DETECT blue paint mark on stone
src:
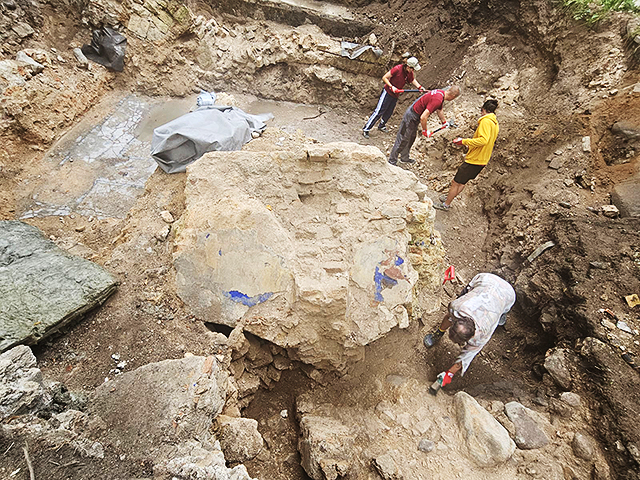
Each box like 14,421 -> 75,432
206,233 -> 210,239
225,290 -> 273,307
219,249 -> 222,256
374,266 -> 398,302
395,256 -> 404,266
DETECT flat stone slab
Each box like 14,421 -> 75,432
611,173 -> 640,217
0,221 -> 118,352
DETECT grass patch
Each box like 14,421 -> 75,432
560,0 -> 640,25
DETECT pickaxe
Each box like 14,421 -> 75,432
426,120 -> 458,138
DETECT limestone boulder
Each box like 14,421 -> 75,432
611,172 -> 640,217
504,401 -> 549,450
454,391 -> 516,467
152,440 -> 258,480
0,345 -> 49,419
216,415 -> 264,463
544,348 -> 572,391
174,143 -> 444,372
572,431 -> 595,461
90,355 -> 229,454
298,415 -> 355,480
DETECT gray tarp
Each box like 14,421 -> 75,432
151,105 -> 273,174
340,41 -> 383,60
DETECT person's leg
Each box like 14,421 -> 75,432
399,111 -> 420,162
363,90 -> 386,133
379,96 -> 398,129
444,180 -> 465,206
435,163 -> 484,210
389,109 -> 413,164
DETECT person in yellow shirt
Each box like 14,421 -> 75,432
434,99 -> 499,211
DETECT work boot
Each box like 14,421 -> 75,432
423,329 -> 445,348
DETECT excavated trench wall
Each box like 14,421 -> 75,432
3,0 -> 640,477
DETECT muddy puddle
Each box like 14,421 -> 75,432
18,93 -> 366,220
20,94 -> 195,220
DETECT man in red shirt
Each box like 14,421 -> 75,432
388,85 -> 460,165
363,57 -> 424,139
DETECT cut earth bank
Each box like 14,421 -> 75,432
1,0 -> 640,479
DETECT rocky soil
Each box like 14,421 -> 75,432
1,0 -> 640,479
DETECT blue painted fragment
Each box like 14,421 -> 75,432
373,253 -> 406,302
225,290 -> 273,307
219,249 -> 222,256
374,266 -> 398,302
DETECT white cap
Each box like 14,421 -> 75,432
406,57 -> 421,71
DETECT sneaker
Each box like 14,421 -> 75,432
362,130 -> 370,139
433,201 -> 450,211
388,159 -> 398,165
439,194 -> 448,203
378,125 -> 388,132
400,158 -> 416,164
423,330 -> 445,348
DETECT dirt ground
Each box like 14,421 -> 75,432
2,0 -> 640,478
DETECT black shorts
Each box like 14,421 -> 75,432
454,162 -> 485,185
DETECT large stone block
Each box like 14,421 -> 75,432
454,391 -> 516,466
0,345 -> 49,419
0,221 -> 118,352
173,143 -> 443,372
611,173 -> 640,217
90,355 -> 229,453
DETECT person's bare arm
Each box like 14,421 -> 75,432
420,109 -> 432,131
437,109 -> 447,124
447,362 -> 463,375
382,70 -> 397,92
411,78 -> 423,90
440,312 -> 452,330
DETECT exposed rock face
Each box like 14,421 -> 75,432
454,391 -> 516,467
216,415 -> 264,463
504,401 -> 549,450
544,348 -> 572,391
0,345 -> 49,418
90,354 -> 230,454
174,143 -> 444,372
298,415 -> 355,480
0,221 -> 119,352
